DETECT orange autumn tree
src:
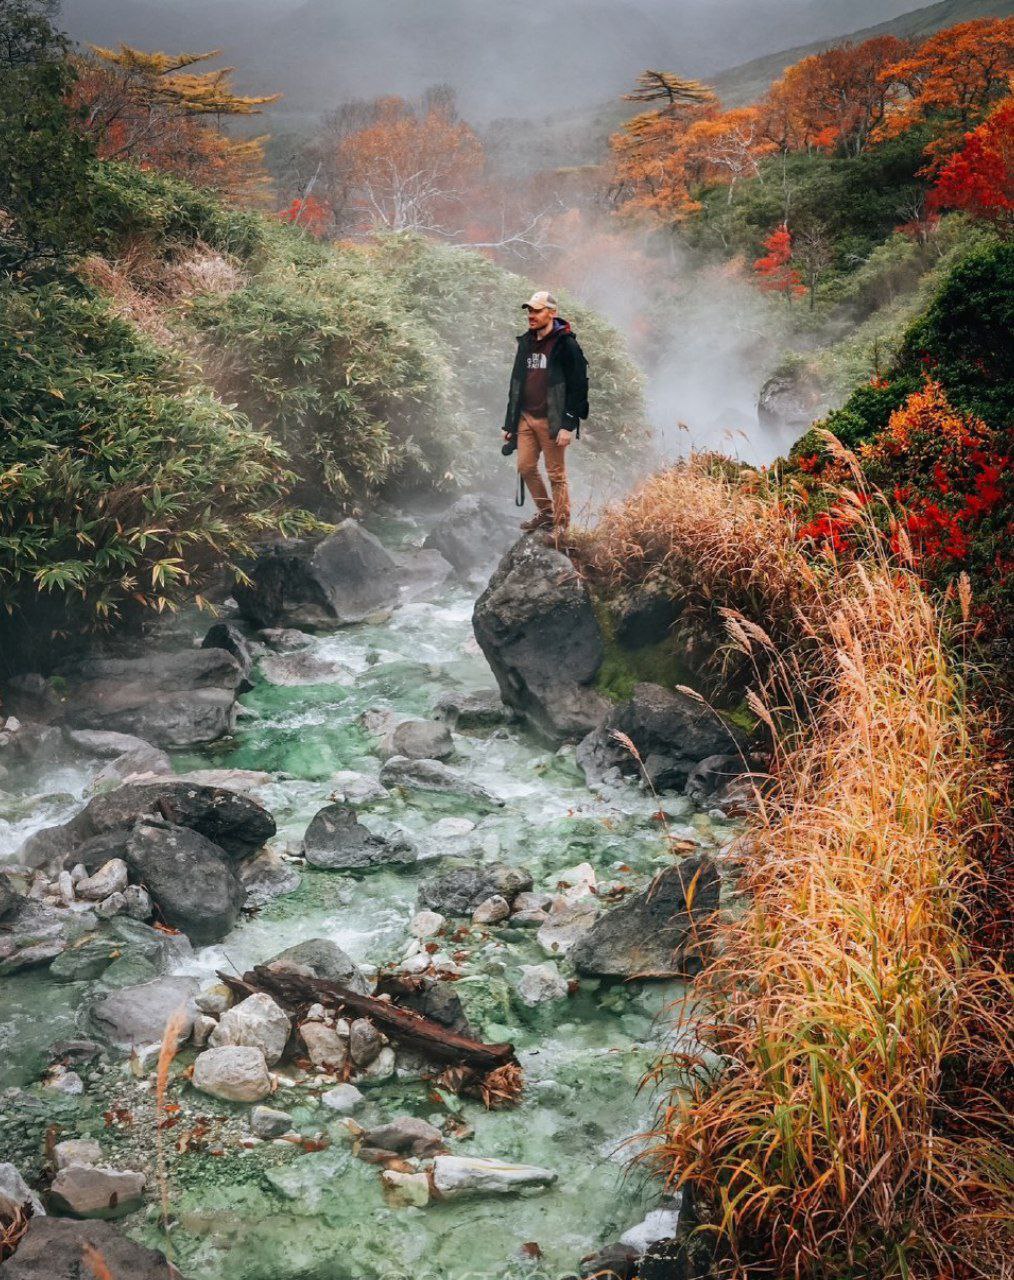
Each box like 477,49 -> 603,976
336,96 -> 484,234
72,45 -> 278,200
762,37 -> 908,156
609,71 -> 717,220
681,106 -> 774,201
930,97 -> 1014,226
877,18 -> 1014,140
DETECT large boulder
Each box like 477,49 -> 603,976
234,520 -> 449,630
570,856 -> 720,979
301,804 -> 414,871
0,1217 -> 179,1279
418,861 -> 533,917
472,537 -> 608,742
58,648 -> 244,747
266,938 -> 371,994
422,495 -> 517,581
88,976 -> 198,1049
201,622 -> 254,681
577,683 -> 743,791
758,364 -> 827,434
123,822 -> 246,944
20,779 -> 275,870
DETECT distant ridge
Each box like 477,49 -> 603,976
712,0 -> 1014,106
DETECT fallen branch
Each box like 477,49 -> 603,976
219,965 -> 516,1074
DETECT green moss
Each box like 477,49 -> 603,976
592,596 -> 696,702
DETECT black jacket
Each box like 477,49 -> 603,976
503,317 -> 589,440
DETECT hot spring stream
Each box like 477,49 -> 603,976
0,513 -> 737,1280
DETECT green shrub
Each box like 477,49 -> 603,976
0,279 -> 309,651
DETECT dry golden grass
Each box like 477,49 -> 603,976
82,1242 -> 114,1280
154,1006 -> 190,1251
589,455 -> 1014,1278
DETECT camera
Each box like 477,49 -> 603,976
501,437 -> 517,457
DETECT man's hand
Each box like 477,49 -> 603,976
503,431 -> 513,441
557,429 -> 573,448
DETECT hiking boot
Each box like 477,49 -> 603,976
520,510 -> 554,532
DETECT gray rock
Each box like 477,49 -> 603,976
0,899 -> 97,975
379,756 -> 503,807
328,770 -> 388,804
320,1083 -> 364,1114
235,519 -> 447,630
348,1018 -> 384,1067
432,687 -> 510,730
302,803 -> 414,871
389,719 -> 454,762
578,1243 -> 640,1279
612,588 -> 682,650
362,1116 -> 444,1157
53,1139 -> 103,1171
195,983 -> 233,1016
0,1216 -> 177,1279
250,1105 -> 293,1138
20,778 -> 275,870
0,872 -> 19,920
239,848 -> 301,905
88,976 -> 198,1049
431,1155 -> 557,1198
58,648 -> 245,747
571,856 -> 720,978
422,494 -> 518,579
209,993 -> 291,1065
517,962 -> 569,1006
259,651 -> 352,687
266,938 -> 370,994
48,1165 -> 145,1219
122,883 -> 153,920
93,743 -> 173,785
577,683 -> 744,791
202,622 -> 254,679
418,861 -> 533,917
536,899 -> 600,957
49,916 -> 185,984
192,1045 -> 271,1102
123,822 -> 245,944
758,364 -> 827,433
685,753 -> 750,802
65,729 -> 160,759
472,536 -> 608,743
298,1021 -> 348,1072
95,891 -> 127,919
76,858 -> 129,902
0,1162 -> 45,1218
191,1014 -> 217,1048
258,627 -> 312,650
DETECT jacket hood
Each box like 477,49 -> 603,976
517,316 -> 573,340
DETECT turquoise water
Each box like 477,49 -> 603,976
0,520 -> 731,1279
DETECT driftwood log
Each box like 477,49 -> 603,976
219,964 -> 516,1073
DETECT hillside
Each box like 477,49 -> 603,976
712,0 -> 1014,105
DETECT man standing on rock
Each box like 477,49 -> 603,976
502,290 -> 589,532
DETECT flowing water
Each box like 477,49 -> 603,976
0,513 -> 736,1280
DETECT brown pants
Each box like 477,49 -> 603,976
517,414 -> 570,526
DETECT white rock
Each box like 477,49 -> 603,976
191,1014 -> 218,1048
381,1168 -> 430,1208
409,909 -> 445,939
57,871 -> 76,905
192,1046 -> 271,1102
209,993 -> 291,1065
517,962 -> 569,1006
69,863 -> 87,884
536,899 -> 600,957
299,1022 -> 348,1072
472,895 -> 510,925
554,861 -> 597,899
619,1206 -> 682,1252
54,1139 -> 102,1171
431,1155 -> 557,1198
512,891 -> 552,915
46,1070 -> 84,1095
321,1083 -> 364,1114
76,858 -> 129,902
399,953 -> 434,976
303,1002 -> 328,1023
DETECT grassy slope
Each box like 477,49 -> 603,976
712,0 -> 1014,105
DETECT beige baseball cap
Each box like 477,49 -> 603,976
521,290 -> 558,311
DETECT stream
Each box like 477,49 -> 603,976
0,511 -> 737,1280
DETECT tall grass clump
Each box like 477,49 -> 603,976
617,458 -> 1013,1277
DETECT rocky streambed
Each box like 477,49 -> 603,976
0,502 -> 746,1280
